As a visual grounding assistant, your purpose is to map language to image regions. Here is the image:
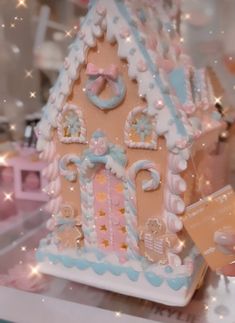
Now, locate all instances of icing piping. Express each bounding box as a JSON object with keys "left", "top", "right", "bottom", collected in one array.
[
  {"left": 36, "top": 247, "right": 195, "bottom": 290},
  {"left": 124, "top": 106, "right": 157, "bottom": 150},
  {"left": 126, "top": 160, "right": 160, "bottom": 258},
  {"left": 114, "top": 0, "right": 187, "bottom": 137},
  {"left": 85, "top": 62, "right": 126, "bottom": 110},
  {"left": 86, "top": 75, "right": 126, "bottom": 110},
  {"left": 57, "top": 103, "right": 87, "bottom": 144}
]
